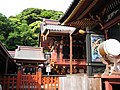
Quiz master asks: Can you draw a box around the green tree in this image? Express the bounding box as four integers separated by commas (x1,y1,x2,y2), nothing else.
0,13,13,45
1,8,63,50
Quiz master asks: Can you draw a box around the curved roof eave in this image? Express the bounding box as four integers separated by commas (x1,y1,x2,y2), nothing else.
59,0,80,23
59,0,93,25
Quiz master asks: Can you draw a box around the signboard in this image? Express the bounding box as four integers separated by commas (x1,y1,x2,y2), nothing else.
91,34,105,62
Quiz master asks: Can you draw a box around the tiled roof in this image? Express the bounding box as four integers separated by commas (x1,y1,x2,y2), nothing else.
42,24,76,34
8,51,15,58
14,46,46,61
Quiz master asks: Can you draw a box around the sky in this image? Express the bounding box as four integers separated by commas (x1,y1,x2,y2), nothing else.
0,0,73,17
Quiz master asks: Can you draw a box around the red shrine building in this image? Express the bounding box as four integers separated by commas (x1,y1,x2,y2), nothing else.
40,0,120,76
40,19,86,75
0,0,118,77
59,0,120,76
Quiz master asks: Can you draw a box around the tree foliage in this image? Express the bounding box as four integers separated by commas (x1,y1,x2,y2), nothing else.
0,13,13,46
0,8,63,50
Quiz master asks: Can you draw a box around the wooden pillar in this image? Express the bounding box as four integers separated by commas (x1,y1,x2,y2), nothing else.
104,30,108,39
105,80,112,90
5,56,9,74
38,29,41,47
17,67,21,90
86,27,92,76
51,50,57,62
70,34,72,74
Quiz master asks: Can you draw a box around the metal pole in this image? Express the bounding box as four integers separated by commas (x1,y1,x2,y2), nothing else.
86,27,92,76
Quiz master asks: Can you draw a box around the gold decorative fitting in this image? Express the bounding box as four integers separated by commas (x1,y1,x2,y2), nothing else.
79,29,86,34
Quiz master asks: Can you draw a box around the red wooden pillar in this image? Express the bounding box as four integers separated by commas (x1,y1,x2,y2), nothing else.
17,68,21,90
28,74,30,90
51,50,57,62
105,80,112,90
70,34,73,74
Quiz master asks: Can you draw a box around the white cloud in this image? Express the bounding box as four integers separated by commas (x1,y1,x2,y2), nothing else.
0,0,73,17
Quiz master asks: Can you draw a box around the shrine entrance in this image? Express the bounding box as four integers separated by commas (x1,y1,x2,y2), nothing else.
17,66,42,90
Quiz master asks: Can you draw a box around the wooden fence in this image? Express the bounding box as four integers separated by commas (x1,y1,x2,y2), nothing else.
0,73,62,90
1,73,120,90
0,74,17,90
41,75,65,90
17,71,41,90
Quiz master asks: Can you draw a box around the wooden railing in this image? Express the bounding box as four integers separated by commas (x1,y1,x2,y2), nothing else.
17,71,41,90
51,59,86,65
0,72,41,90
19,74,40,90
0,74,65,90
